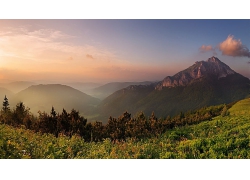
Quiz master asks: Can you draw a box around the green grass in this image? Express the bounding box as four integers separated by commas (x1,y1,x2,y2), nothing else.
1,98,250,159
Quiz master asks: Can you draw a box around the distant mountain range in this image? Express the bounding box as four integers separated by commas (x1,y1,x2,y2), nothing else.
96,57,250,123
0,81,36,93
13,84,100,116
63,82,102,96
0,57,249,123
0,81,156,117
89,81,155,100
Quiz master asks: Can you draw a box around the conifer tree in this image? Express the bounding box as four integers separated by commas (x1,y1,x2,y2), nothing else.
2,95,10,112
51,106,57,117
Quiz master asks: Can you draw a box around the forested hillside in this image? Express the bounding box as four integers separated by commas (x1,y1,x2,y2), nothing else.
0,94,229,142
96,57,250,122
1,96,250,158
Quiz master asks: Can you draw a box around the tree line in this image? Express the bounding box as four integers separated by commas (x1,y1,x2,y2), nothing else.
0,95,231,142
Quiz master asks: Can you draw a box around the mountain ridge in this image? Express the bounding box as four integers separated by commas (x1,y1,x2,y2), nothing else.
155,56,236,90
90,81,156,100
0,81,36,94
95,57,250,123
14,84,100,116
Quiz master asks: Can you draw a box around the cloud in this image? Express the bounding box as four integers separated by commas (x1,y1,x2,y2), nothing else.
0,26,117,65
27,29,74,40
0,26,147,82
199,45,217,55
199,45,213,52
86,54,94,59
67,56,73,61
219,35,250,58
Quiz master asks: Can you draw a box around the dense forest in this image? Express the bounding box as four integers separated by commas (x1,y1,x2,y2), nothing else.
0,95,233,142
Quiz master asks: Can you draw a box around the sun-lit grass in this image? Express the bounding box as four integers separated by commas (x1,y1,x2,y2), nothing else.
1,98,250,159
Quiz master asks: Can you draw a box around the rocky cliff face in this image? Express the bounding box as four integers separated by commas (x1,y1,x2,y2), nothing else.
155,56,236,90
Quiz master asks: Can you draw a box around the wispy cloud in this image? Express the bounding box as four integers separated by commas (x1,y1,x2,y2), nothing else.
199,45,217,56
27,29,73,39
0,27,118,68
86,54,94,59
0,26,163,82
199,45,213,52
67,56,73,61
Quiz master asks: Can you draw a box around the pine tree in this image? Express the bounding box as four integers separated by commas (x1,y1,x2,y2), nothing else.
2,95,10,112
50,106,56,117
13,102,27,125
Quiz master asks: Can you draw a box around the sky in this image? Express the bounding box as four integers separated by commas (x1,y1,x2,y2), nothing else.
0,19,250,83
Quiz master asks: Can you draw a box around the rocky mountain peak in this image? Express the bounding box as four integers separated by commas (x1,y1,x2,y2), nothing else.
155,57,236,90
207,56,220,63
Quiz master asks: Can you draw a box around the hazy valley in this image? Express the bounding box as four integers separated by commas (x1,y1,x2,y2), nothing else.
1,57,249,124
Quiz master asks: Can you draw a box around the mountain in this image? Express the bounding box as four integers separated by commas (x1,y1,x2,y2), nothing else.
63,82,102,95
90,81,155,100
14,84,101,116
0,81,36,93
96,57,250,123
155,56,235,89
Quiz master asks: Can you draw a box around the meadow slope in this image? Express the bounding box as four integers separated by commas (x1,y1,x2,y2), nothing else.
1,98,250,158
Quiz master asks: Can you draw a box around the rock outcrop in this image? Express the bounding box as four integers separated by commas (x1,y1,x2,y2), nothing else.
155,56,235,90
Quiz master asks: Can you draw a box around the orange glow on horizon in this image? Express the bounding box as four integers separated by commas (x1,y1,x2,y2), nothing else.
0,26,180,83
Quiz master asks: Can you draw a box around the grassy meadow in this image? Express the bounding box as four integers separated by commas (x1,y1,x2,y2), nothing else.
1,98,250,159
